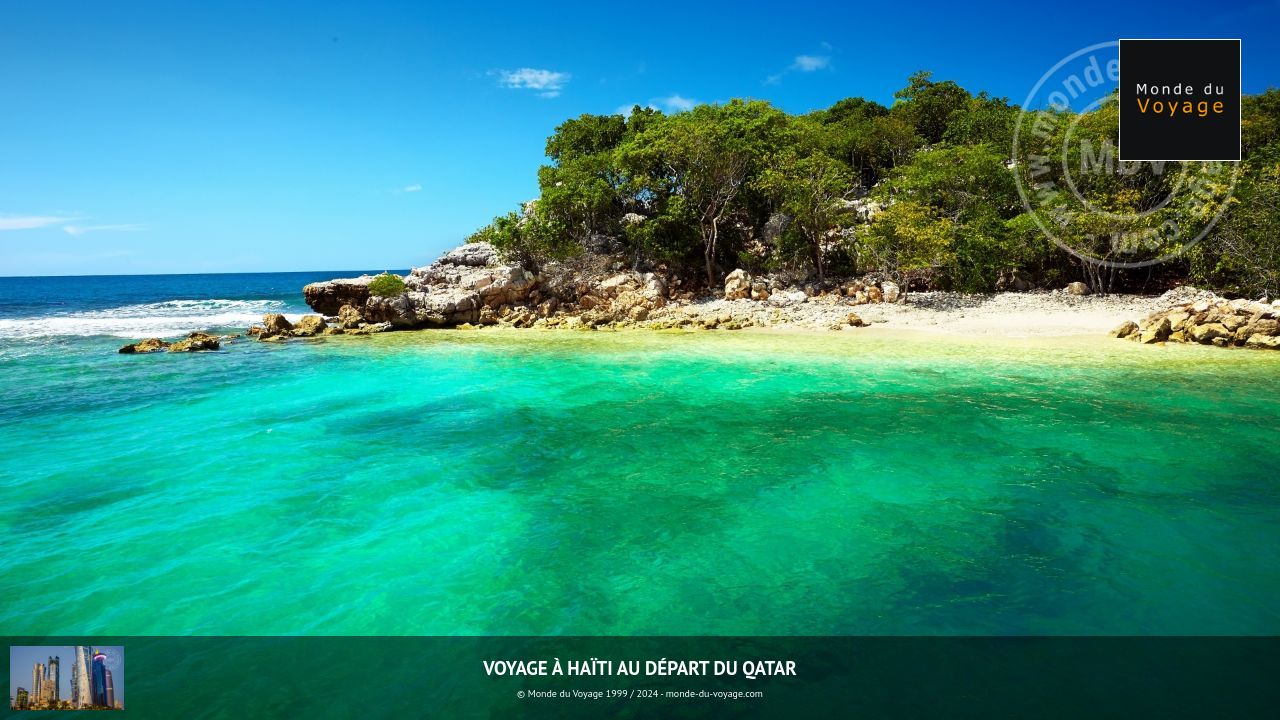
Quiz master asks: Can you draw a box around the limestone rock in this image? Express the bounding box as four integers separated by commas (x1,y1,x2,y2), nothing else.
169,332,220,352
1109,320,1139,339
1122,292,1280,350
303,276,373,315
119,338,170,354
403,241,535,316
724,269,751,300
1245,334,1280,349
365,288,480,327
336,304,363,329
1189,322,1230,344
1138,318,1171,344
1066,281,1091,296
597,272,640,298
438,242,500,267
292,315,328,337
1165,311,1191,332
1243,318,1280,338
346,322,392,335
880,281,900,303
641,273,668,306
866,286,884,303
536,298,560,317
769,290,807,306
262,313,294,336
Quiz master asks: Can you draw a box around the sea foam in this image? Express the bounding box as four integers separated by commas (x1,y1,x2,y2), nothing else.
0,298,301,338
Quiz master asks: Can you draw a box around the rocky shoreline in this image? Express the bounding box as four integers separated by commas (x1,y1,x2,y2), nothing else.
115,241,1280,351
1111,291,1280,349
289,241,1137,336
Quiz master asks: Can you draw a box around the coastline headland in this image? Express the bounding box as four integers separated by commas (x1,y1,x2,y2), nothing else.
106,241,1280,351
271,241,1280,346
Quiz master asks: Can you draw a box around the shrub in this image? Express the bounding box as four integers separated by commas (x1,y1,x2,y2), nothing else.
368,272,406,297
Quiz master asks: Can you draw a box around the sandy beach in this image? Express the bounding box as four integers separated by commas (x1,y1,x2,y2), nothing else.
639,288,1210,339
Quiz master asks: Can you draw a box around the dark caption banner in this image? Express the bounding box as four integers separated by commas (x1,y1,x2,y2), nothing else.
5,637,1277,718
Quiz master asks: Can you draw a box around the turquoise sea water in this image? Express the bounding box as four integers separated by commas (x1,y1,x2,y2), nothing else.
3,283,1279,636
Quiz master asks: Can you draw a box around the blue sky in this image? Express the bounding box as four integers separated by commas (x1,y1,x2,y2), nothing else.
2,0,1277,276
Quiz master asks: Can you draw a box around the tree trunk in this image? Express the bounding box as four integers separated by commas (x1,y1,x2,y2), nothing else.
809,232,824,283
704,221,719,289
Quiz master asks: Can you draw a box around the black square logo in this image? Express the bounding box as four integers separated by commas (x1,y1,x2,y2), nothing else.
1120,39,1241,161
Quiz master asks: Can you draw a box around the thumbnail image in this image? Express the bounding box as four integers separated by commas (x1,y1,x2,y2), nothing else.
9,646,123,711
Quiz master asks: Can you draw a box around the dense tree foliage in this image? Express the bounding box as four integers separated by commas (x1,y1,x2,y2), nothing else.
468,75,1280,296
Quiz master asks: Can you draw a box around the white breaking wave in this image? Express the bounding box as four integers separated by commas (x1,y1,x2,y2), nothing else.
0,299,305,339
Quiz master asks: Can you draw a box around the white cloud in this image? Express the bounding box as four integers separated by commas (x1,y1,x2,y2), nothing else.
403,183,422,193
656,94,697,112
62,223,146,236
791,55,831,72
0,215,75,231
766,47,837,85
496,68,570,97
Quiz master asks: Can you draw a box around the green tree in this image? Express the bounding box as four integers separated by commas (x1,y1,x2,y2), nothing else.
857,201,956,292
943,92,1018,149
757,124,855,281
545,113,627,163
892,71,972,145
618,100,790,285
816,100,920,186
1190,142,1280,297
1241,88,1280,156
467,206,576,269
877,144,1023,290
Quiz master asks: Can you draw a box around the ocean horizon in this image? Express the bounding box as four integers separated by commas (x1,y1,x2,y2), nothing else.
0,270,406,341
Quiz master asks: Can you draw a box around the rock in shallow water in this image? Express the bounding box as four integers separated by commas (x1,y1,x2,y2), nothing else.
119,337,170,353
168,332,220,352
119,332,221,354
262,313,294,336
1110,320,1139,339
291,315,327,337
336,304,363,329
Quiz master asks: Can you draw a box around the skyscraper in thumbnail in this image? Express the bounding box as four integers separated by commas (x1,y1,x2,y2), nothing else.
73,646,94,709
32,662,44,704
47,655,60,702
105,667,116,709
91,649,108,707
